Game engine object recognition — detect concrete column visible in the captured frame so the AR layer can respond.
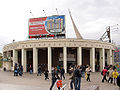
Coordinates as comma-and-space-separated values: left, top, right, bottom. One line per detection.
107, 49, 112, 65
90, 48, 95, 72
48, 47, 52, 73
6, 51, 9, 58
100, 48, 105, 71
22, 49, 27, 72
13, 49, 18, 68
63, 47, 67, 73
77, 47, 82, 65
33, 48, 38, 73
112, 50, 114, 65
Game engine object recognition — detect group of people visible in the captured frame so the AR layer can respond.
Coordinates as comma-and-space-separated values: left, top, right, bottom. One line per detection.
13, 63, 120, 90
69, 65, 92, 90
101, 65, 119, 85
49, 66, 65, 90
14, 63, 23, 76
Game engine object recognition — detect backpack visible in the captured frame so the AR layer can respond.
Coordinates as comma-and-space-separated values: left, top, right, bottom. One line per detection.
101, 71, 103, 75
74, 69, 82, 77
106, 71, 109, 76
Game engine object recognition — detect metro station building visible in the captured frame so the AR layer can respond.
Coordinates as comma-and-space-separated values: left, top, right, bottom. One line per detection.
2, 13, 116, 73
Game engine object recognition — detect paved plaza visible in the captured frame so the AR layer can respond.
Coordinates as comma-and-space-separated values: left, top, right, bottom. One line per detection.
0, 70, 119, 90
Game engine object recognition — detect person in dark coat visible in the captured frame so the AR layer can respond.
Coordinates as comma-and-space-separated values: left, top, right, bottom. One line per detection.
50, 67, 59, 90
74, 65, 82, 90
44, 68, 49, 80
37, 65, 42, 76
14, 63, 18, 76
60, 67, 65, 80
19, 65, 23, 76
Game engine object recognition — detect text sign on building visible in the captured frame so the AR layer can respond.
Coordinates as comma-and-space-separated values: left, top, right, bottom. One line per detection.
29, 15, 65, 37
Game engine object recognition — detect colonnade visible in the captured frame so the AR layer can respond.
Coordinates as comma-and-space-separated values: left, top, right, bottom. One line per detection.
12, 47, 114, 73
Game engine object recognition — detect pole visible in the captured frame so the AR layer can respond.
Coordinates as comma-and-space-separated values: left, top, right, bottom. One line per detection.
56, 8, 59, 15
43, 10, 47, 17
30, 10, 34, 17
108, 26, 111, 43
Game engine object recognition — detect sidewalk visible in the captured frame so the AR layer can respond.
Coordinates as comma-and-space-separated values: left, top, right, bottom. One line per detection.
0, 71, 119, 90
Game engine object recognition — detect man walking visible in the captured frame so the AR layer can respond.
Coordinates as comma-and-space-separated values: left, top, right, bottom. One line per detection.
50, 67, 59, 90
74, 65, 82, 90
102, 67, 108, 82
60, 67, 65, 80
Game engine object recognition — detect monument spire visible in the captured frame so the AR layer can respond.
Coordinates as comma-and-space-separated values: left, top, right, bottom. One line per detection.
69, 9, 83, 39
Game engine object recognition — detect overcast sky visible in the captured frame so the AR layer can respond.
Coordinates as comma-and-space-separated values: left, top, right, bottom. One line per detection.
0, 0, 120, 52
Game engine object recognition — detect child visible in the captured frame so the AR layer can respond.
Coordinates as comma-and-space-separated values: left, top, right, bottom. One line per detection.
112, 69, 118, 85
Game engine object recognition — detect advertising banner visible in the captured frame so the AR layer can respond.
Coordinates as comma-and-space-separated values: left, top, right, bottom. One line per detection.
29, 15, 65, 36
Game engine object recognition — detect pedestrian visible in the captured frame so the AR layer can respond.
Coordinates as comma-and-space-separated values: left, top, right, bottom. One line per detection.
74, 65, 82, 90
101, 67, 108, 82
14, 63, 18, 76
60, 67, 65, 80
19, 65, 23, 76
44, 68, 49, 80
57, 65, 60, 73
50, 67, 59, 90
69, 71, 75, 90
117, 75, 120, 88
81, 65, 86, 78
37, 65, 42, 76
69, 66, 73, 76
107, 67, 113, 83
86, 66, 91, 82
29, 65, 32, 74
56, 78, 62, 90
112, 69, 118, 85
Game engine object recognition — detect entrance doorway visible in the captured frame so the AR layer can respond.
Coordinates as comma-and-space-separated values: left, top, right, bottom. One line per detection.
27, 50, 33, 72
67, 47, 77, 72
38, 48, 48, 72
82, 48, 90, 65
52, 48, 63, 68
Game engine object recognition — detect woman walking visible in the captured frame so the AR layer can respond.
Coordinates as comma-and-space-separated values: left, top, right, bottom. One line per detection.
107, 67, 113, 83
86, 66, 91, 82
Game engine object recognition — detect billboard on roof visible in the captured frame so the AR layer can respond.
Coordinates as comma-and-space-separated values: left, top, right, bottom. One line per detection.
29, 15, 65, 37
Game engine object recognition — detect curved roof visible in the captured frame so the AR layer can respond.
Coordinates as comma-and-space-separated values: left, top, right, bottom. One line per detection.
3, 38, 116, 52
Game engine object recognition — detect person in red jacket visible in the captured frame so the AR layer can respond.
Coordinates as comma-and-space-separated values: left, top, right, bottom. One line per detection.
102, 67, 108, 82
56, 79, 62, 90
